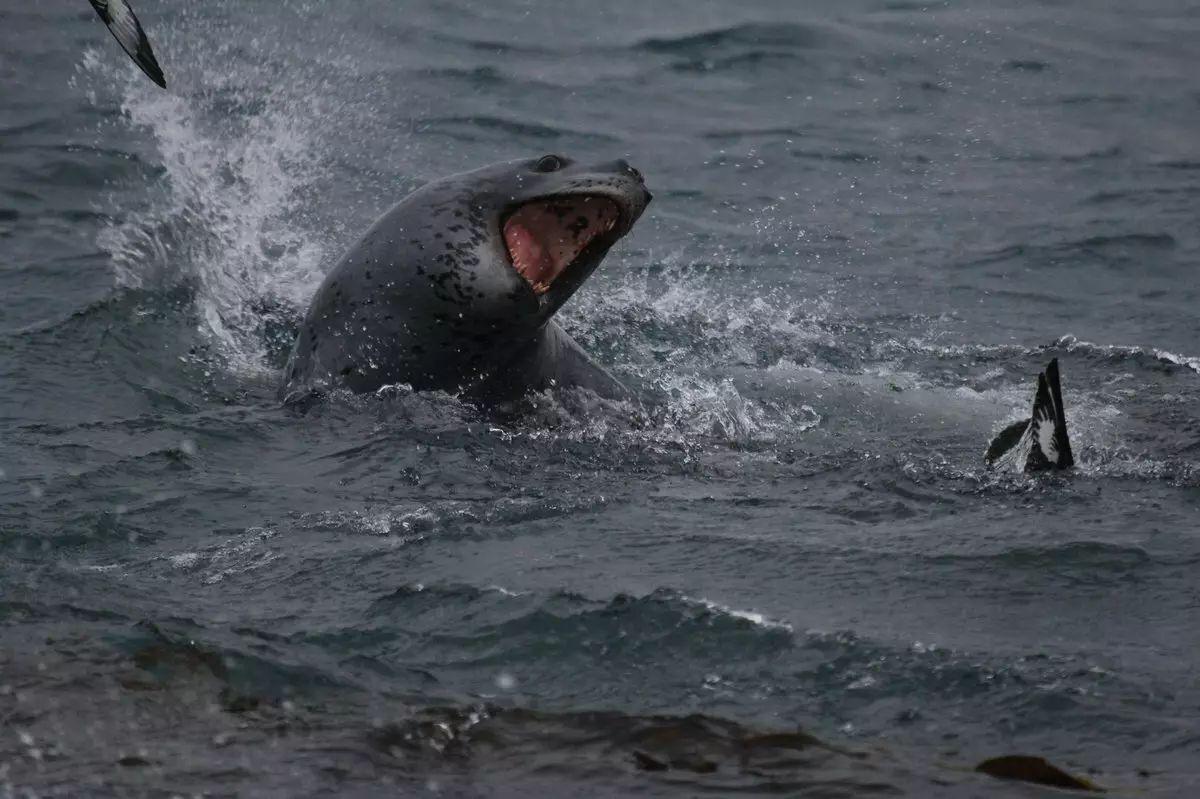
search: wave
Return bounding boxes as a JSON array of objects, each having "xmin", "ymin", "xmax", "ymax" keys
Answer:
[
  {"xmin": 415, "ymin": 115, "xmax": 619, "ymax": 144},
  {"xmin": 279, "ymin": 493, "xmax": 618, "ymax": 544},
  {"xmin": 1051, "ymin": 335, "xmax": 1200, "ymax": 375},
  {"xmin": 699, "ymin": 125, "xmax": 807, "ymax": 142},
  {"xmin": 361, "ymin": 583, "xmax": 794, "ymax": 648},
  {"xmin": 1002, "ymin": 59, "xmax": 1051, "ymax": 72},
  {"xmin": 962, "ymin": 233, "xmax": 1177, "ymax": 269},
  {"xmin": 927, "ymin": 540, "xmax": 1154, "ymax": 573},
  {"xmin": 405, "ymin": 64, "xmax": 508, "ymax": 85},
  {"xmin": 1, "ymin": 622, "xmax": 1129, "ymax": 798},
  {"xmin": 633, "ymin": 22, "xmax": 834, "ymax": 54},
  {"xmin": 1154, "ymin": 159, "xmax": 1200, "ymax": 171},
  {"xmin": 664, "ymin": 51, "xmax": 808, "ymax": 74},
  {"xmin": 426, "ymin": 30, "xmax": 563, "ymax": 56}
]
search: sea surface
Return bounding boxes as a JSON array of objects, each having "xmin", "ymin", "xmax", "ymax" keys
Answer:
[{"xmin": 2, "ymin": 1, "xmax": 1199, "ymax": 796}]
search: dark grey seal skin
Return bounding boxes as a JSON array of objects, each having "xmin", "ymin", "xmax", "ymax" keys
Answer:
[{"xmin": 278, "ymin": 153, "xmax": 652, "ymax": 409}]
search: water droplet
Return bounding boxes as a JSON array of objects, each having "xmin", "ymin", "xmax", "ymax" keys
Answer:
[
  {"xmin": 29, "ymin": 485, "xmax": 44, "ymax": 499},
  {"xmin": 114, "ymin": 504, "xmax": 128, "ymax": 516},
  {"xmin": 180, "ymin": 439, "xmax": 197, "ymax": 456},
  {"xmin": 494, "ymin": 672, "xmax": 516, "ymax": 691}
]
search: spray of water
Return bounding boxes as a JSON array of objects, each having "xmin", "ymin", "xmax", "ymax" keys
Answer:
[{"xmin": 81, "ymin": 47, "xmax": 328, "ymax": 378}]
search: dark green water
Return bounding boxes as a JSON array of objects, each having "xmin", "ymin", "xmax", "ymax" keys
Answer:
[{"xmin": 2, "ymin": 1, "xmax": 1199, "ymax": 796}]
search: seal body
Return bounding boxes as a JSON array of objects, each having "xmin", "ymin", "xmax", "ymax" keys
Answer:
[{"xmin": 278, "ymin": 154, "xmax": 651, "ymax": 407}]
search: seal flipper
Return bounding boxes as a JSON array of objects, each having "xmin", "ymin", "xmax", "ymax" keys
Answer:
[
  {"xmin": 985, "ymin": 357, "xmax": 1074, "ymax": 472},
  {"xmin": 88, "ymin": 0, "xmax": 167, "ymax": 89},
  {"xmin": 469, "ymin": 320, "xmax": 636, "ymax": 407}
]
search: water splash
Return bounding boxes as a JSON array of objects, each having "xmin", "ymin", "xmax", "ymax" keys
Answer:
[
  {"xmin": 79, "ymin": 36, "xmax": 332, "ymax": 378},
  {"xmin": 551, "ymin": 252, "xmax": 836, "ymax": 444}
]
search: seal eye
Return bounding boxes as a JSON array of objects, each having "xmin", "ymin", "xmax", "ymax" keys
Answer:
[{"xmin": 533, "ymin": 154, "xmax": 565, "ymax": 173}]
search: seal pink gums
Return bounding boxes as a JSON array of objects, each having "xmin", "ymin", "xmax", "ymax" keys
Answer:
[{"xmin": 503, "ymin": 196, "xmax": 622, "ymax": 295}]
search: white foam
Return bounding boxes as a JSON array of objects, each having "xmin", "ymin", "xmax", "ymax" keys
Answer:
[
  {"xmin": 169, "ymin": 552, "xmax": 200, "ymax": 569},
  {"xmin": 679, "ymin": 593, "xmax": 793, "ymax": 632},
  {"xmin": 199, "ymin": 528, "xmax": 280, "ymax": 584},
  {"xmin": 1056, "ymin": 335, "xmax": 1200, "ymax": 375}
]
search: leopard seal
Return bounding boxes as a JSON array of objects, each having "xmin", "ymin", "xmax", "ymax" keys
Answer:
[{"xmin": 278, "ymin": 153, "xmax": 652, "ymax": 408}]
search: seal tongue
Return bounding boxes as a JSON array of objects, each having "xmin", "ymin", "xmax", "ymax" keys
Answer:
[
  {"xmin": 503, "ymin": 197, "xmax": 621, "ymax": 295},
  {"xmin": 504, "ymin": 222, "xmax": 555, "ymax": 288}
]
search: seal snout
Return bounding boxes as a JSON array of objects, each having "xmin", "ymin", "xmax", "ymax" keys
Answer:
[
  {"xmin": 615, "ymin": 159, "xmax": 643, "ymax": 183},
  {"xmin": 614, "ymin": 158, "xmax": 652, "ymax": 207},
  {"xmin": 493, "ymin": 153, "xmax": 653, "ymax": 300}
]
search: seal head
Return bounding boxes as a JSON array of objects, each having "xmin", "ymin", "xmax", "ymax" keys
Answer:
[{"xmin": 279, "ymin": 153, "xmax": 651, "ymax": 406}]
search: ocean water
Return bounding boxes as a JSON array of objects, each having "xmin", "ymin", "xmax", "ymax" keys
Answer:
[{"xmin": 2, "ymin": 0, "xmax": 1199, "ymax": 796}]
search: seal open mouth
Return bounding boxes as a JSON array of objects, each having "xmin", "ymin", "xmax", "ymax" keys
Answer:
[{"xmin": 502, "ymin": 196, "xmax": 624, "ymax": 296}]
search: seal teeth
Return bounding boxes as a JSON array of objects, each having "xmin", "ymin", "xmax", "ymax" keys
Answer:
[{"xmin": 504, "ymin": 195, "xmax": 624, "ymax": 296}]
